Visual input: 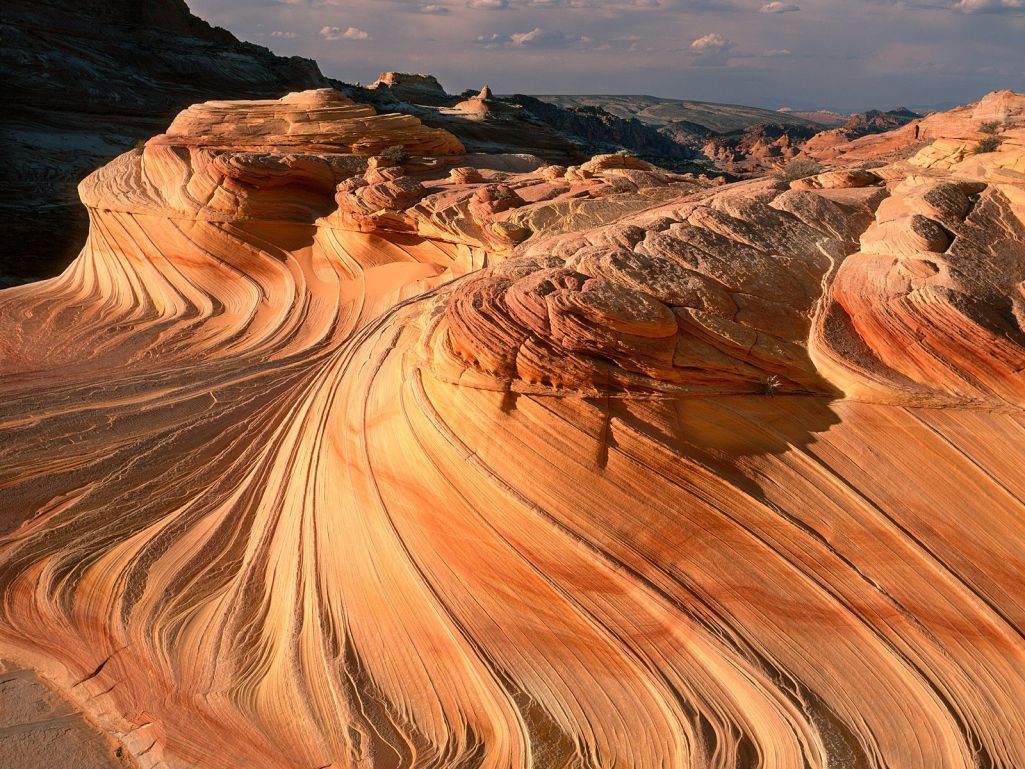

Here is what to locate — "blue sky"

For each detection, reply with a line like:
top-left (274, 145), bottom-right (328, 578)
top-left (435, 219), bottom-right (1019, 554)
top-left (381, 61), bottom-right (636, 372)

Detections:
top-left (190, 0), bottom-right (1025, 111)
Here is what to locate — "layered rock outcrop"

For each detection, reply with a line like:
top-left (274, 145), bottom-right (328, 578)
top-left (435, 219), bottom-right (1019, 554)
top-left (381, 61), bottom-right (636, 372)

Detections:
top-left (802, 91), bottom-right (1025, 166)
top-left (813, 121), bottom-right (1025, 407)
top-left (0, 0), bottom-right (332, 282)
top-left (367, 71), bottom-right (453, 107)
top-left (799, 107), bottom-right (919, 157)
top-left (1, 89), bottom-right (1025, 769)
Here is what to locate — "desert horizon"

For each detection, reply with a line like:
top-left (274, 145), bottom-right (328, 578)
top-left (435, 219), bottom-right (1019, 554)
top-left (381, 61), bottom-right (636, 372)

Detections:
top-left (2, 1), bottom-right (1025, 768)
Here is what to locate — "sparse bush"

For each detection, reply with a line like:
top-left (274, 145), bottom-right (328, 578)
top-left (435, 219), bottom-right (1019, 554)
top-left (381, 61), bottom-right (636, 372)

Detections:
top-left (380, 144), bottom-right (409, 163)
top-left (773, 159), bottom-right (821, 183)
top-left (979, 121), bottom-right (1001, 135)
top-left (763, 374), bottom-right (781, 396)
top-left (613, 148), bottom-right (634, 157)
top-left (975, 136), bottom-right (1002, 154)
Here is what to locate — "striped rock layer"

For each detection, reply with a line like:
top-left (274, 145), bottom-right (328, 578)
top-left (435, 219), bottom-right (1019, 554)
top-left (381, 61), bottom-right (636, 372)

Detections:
top-left (1, 90), bottom-right (1025, 769)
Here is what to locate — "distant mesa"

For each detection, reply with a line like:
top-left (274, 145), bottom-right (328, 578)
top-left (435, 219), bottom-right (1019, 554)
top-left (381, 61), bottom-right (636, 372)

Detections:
top-left (368, 71), bottom-right (453, 106)
top-left (778, 107), bottom-right (850, 126)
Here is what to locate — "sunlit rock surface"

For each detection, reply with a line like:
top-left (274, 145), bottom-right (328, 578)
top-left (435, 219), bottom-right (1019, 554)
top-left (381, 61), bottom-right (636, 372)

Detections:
top-left (1, 90), bottom-right (1025, 769)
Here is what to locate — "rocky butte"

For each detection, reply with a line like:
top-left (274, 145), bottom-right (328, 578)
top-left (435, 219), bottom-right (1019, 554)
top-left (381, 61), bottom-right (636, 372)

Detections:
top-left (1, 87), bottom-right (1024, 769)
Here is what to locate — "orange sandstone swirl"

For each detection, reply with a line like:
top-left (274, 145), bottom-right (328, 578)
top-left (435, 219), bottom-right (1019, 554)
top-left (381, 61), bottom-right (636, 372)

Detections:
top-left (1, 90), bottom-right (1025, 769)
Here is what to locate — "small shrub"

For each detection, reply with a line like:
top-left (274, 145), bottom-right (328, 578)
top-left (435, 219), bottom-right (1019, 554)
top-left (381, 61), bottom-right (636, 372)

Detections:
top-left (975, 136), bottom-right (1002, 154)
top-left (763, 375), bottom-right (781, 396)
top-left (380, 144), bottom-right (409, 163)
top-left (773, 159), bottom-right (821, 183)
top-left (613, 148), bottom-right (634, 157)
top-left (979, 121), bottom-right (1001, 135)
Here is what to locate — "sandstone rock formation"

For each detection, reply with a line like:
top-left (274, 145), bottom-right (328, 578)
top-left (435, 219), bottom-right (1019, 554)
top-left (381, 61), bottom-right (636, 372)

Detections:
top-left (5, 0), bottom-right (725, 286)
top-left (367, 71), bottom-right (454, 107)
top-left (1, 89), bottom-right (1025, 769)
top-left (802, 92), bottom-right (1025, 166)
top-left (1, 0), bottom-right (332, 282)
top-left (695, 109), bottom-right (917, 178)
top-left (453, 85), bottom-right (500, 118)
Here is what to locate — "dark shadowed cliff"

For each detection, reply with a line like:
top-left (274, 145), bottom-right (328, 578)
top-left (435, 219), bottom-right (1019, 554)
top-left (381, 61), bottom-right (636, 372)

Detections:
top-left (0, 0), bottom-right (329, 281)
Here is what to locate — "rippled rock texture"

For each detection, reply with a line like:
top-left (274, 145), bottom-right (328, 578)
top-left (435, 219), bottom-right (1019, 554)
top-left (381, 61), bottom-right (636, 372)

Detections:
top-left (1, 89), bottom-right (1025, 769)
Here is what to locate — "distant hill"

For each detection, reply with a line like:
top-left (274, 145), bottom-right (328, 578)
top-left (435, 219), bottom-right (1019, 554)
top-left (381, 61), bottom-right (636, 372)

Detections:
top-left (836, 108), bottom-right (921, 140)
top-left (535, 95), bottom-right (823, 133)
top-left (778, 108), bottom-right (850, 126)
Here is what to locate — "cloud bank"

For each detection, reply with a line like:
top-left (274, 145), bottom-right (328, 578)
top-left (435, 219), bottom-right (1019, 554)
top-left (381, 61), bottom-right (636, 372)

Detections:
top-left (192, 0), bottom-right (1025, 111)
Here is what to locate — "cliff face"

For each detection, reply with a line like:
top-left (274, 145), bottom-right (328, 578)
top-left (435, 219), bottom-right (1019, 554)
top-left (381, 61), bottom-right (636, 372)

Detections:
top-left (0, 0), bottom-right (329, 282)
top-left (1, 89), bottom-right (1025, 769)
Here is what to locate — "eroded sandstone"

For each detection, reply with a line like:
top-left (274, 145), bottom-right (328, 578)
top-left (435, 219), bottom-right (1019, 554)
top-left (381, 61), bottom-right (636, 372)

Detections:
top-left (1, 89), bottom-right (1024, 769)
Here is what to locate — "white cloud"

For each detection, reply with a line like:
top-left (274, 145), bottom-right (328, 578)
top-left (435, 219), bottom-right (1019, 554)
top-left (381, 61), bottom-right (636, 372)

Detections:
top-left (764, 48), bottom-right (793, 56)
top-left (689, 32), bottom-right (736, 65)
top-left (319, 25), bottom-right (371, 40)
top-left (420, 3), bottom-right (450, 12)
top-left (511, 27), bottom-right (567, 45)
top-left (270, 30), bottom-right (298, 38)
top-left (761, 1), bottom-right (800, 11)
top-left (951, 0), bottom-right (1024, 12)
top-left (476, 26), bottom-right (586, 48)
top-left (690, 32), bottom-right (733, 52)
top-left (467, 0), bottom-right (509, 8)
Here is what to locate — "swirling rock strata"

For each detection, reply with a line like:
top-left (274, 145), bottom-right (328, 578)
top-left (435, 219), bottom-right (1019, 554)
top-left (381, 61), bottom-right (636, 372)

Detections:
top-left (1, 90), bottom-right (1025, 769)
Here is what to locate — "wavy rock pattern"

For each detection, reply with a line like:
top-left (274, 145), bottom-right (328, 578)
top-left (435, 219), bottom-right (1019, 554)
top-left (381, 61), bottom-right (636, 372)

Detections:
top-left (1, 90), bottom-right (1025, 769)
